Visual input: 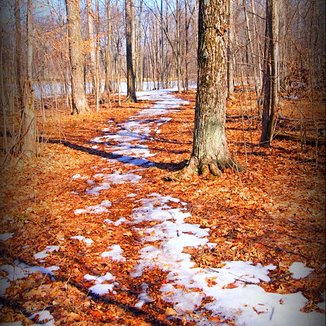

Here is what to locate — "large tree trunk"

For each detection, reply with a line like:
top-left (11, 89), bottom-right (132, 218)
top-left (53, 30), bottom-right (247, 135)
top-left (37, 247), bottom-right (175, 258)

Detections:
top-left (184, 0), bottom-right (240, 177)
top-left (260, 0), bottom-right (278, 146)
top-left (125, 0), bottom-right (137, 102)
top-left (21, 0), bottom-right (37, 157)
top-left (65, 0), bottom-right (90, 114)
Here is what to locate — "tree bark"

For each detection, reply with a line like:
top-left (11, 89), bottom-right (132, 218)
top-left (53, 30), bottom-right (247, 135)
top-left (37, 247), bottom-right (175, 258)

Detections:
top-left (86, 0), bottom-right (96, 94)
top-left (125, 0), bottom-right (137, 102)
top-left (15, 0), bottom-right (23, 113)
top-left (243, 0), bottom-right (262, 97)
top-left (65, 0), bottom-right (90, 114)
top-left (136, 0), bottom-right (143, 91)
top-left (226, 0), bottom-right (234, 98)
top-left (260, 0), bottom-right (278, 146)
top-left (175, 0), bottom-right (182, 92)
top-left (103, 0), bottom-right (111, 100)
top-left (184, 0), bottom-right (240, 177)
top-left (21, 0), bottom-right (37, 157)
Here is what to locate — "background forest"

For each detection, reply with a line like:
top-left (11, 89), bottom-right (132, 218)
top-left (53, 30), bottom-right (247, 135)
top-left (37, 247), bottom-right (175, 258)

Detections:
top-left (0, 0), bottom-right (325, 157)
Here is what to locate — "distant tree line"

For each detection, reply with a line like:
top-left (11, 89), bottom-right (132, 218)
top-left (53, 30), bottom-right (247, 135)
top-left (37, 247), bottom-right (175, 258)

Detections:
top-left (0, 0), bottom-right (324, 167)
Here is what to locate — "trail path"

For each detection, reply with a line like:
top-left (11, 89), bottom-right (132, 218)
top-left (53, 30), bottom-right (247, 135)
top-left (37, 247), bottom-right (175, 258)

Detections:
top-left (1, 89), bottom-right (325, 325)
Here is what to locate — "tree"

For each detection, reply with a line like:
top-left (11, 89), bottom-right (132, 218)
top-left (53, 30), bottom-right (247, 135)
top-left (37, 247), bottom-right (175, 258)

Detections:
top-left (184, 0), bottom-right (240, 176)
top-left (260, 0), bottom-right (278, 146)
top-left (86, 0), bottom-right (96, 94)
top-left (65, 0), bottom-right (90, 114)
top-left (103, 0), bottom-right (112, 100)
top-left (21, 0), bottom-right (37, 157)
top-left (125, 0), bottom-right (137, 102)
top-left (226, 0), bottom-right (234, 98)
top-left (15, 0), bottom-right (23, 113)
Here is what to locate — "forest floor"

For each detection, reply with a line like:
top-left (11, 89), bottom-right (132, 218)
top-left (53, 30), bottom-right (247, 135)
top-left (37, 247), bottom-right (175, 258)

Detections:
top-left (0, 89), bottom-right (325, 325)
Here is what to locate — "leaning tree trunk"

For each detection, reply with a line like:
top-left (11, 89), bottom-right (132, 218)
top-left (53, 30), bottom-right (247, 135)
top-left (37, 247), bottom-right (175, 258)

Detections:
top-left (65, 0), bottom-right (90, 114)
top-left (185, 0), bottom-right (240, 177)
top-left (125, 0), bottom-right (137, 102)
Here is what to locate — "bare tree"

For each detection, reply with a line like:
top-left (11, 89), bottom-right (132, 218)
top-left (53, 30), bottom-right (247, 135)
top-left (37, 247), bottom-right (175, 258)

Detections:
top-left (184, 0), bottom-right (240, 176)
top-left (226, 0), bottom-right (234, 98)
top-left (21, 0), bottom-right (37, 157)
top-left (103, 0), bottom-right (112, 100)
top-left (86, 0), bottom-right (96, 94)
top-left (125, 0), bottom-right (137, 102)
top-left (65, 0), bottom-right (90, 114)
top-left (260, 0), bottom-right (278, 146)
top-left (15, 0), bottom-right (23, 113)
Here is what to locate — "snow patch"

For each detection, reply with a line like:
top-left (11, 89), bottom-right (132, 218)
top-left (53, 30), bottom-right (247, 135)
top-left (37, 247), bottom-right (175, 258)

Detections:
top-left (0, 233), bottom-right (14, 241)
top-left (93, 171), bottom-right (142, 184)
top-left (74, 200), bottom-right (111, 215)
top-left (101, 245), bottom-right (126, 262)
top-left (34, 245), bottom-right (59, 261)
top-left (84, 272), bottom-right (118, 295)
top-left (0, 261), bottom-right (59, 296)
top-left (72, 173), bottom-right (81, 179)
top-left (71, 235), bottom-right (94, 246)
top-left (135, 283), bottom-right (154, 308)
top-left (289, 262), bottom-right (313, 279)
top-left (130, 191), bottom-right (324, 325)
top-left (30, 310), bottom-right (55, 326)
top-left (85, 182), bottom-right (111, 195)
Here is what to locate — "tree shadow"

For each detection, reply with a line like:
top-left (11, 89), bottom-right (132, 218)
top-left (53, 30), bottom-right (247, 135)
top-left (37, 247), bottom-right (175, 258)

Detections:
top-left (43, 138), bottom-right (187, 172)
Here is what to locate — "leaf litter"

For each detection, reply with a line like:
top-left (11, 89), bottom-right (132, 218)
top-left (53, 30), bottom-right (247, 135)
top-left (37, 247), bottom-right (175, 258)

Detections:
top-left (0, 89), bottom-right (325, 325)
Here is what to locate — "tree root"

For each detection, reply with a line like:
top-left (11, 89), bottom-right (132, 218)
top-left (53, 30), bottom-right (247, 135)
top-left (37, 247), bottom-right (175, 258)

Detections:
top-left (175, 155), bottom-right (244, 179)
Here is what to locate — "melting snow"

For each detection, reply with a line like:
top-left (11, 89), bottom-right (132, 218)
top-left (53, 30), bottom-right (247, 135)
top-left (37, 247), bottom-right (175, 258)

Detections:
top-left (101, 244), bottom-right (126, 262)
top-left (289, 262), bottom-right (314, 279)
top-left (89, 90), bottom-right (188, 169)
top-left (71, 235), bottom-right (94, 246)
top-left (30, 310), bottom-right (55, 326)
top-left (84, 271), bottom-right (115, 283)
top-left (135, 283), bottom-right (154, 308)
top-left (72, 173), bottom-right (81, 179)
top-left (85, 182), bottom-right (111, 195)
top-left (0, 233), bottom-right (14, 241)
top-left (74, 200), bottom-right (111, 215)
top-left (95, 171), bottom-right (141, 184)
top-left (84, 272), bottom-right (118, 295)
top-left (34, 245), bottom-right (59, 260)
top-left (0, 260), bottom-right (59, 295)
top-left (130, 191), bottom-right (325, 325)
top-left (104, 217), bottom-right (128, 226)
top-left (71, 89), bottom-right (324, 324)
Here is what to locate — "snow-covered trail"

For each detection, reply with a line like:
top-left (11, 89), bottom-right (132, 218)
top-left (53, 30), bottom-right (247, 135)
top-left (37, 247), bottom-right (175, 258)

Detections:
top-left (70, 89), bottom-right (326, 325)
top-left (1, 89), bottom-right (325, 325)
